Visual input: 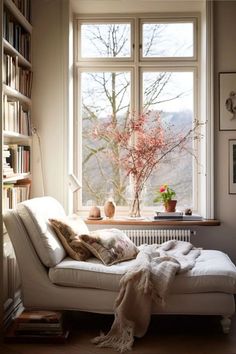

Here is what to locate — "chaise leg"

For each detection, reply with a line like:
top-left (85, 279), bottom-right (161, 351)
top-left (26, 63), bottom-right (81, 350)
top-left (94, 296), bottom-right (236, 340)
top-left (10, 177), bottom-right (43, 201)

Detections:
top-left (221, 316), bottom-right (231, 334)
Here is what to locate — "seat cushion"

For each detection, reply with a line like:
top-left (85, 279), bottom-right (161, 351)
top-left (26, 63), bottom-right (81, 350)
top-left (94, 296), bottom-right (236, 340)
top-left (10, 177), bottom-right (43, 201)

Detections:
top-left (17, 196), bottom-right (67, 267)
top-left (49, 250), bottom-right (236, 294)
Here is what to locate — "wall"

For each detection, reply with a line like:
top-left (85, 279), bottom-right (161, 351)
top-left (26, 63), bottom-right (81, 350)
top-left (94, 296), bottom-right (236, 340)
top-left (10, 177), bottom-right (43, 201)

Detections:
top-left (31, 0), bottom-right (69, 207)
top-left (212, 0), bottom-right (236, 259)
top-left (70, 0), bottom-right (204, 13)
top-left (31, 0), bottom-right (236, 262)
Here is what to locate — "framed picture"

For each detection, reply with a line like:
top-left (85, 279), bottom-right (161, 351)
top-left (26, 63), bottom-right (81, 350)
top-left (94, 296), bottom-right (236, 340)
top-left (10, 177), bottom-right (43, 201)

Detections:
top-left (229, 139), bottom-right (236, 194)
top-left (219, 72), bottom-right (236, 131)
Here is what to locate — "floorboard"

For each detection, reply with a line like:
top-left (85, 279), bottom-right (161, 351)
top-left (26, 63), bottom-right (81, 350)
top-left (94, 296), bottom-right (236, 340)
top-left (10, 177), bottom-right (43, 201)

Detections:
top-left (1, 311), bottom-right (236, 354)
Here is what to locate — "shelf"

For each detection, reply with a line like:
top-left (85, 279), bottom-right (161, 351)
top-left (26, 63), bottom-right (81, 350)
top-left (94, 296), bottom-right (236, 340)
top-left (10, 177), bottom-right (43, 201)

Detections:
top-left (4, 0), bottom-right (32, 34)
top-left (4, 131), bottom-right (32, 140)
top-left (3, 39), bottom-right (31, 68)
top-left (3, 173), bottom-right (31, 183)
top-left (85, 218), bottom-right (221, 226)
top-left (3, 84), bottom-right (31, 105)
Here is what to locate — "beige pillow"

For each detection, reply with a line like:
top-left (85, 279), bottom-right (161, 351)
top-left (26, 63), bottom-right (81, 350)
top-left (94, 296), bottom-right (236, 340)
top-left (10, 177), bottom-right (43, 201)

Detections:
top-left (49, 216), bottom-right (92, 261)
top-left (79, 228), bottom-right (138, 266)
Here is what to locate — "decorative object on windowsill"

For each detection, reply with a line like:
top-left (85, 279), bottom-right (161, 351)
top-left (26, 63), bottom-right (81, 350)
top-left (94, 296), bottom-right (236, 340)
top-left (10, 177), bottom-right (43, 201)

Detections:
top-left (185, 208), bottom-right (192, 215)
top-left (104, 199), bottom-right (116, 219)
top-left (165, 199), bottom-right (177, 212)
top-left (88, 206), bottom-right (102, 220)
top-left (91, 111), bottom-right (202, 218)
top-left (104, 189), bottom-right (116, 219)
top-left (125, 183), bottom-right (146, 219)
top-left (153, 184), bottom-right (177, 212)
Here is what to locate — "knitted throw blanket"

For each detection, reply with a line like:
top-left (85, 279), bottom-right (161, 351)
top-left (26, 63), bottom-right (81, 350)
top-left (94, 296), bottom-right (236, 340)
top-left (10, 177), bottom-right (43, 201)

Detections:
top-left (92, 240), bottom-right (201, 352)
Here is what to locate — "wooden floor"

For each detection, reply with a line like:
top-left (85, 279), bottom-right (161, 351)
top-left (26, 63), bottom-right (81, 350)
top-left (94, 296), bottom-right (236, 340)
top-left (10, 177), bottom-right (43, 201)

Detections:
top-left (1, 311), bottom-right (236, 354)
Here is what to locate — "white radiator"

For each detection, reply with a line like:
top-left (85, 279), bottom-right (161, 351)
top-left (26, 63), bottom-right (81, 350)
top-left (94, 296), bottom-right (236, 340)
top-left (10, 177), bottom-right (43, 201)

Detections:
top-left (124, 229), bottom-right (194, 246)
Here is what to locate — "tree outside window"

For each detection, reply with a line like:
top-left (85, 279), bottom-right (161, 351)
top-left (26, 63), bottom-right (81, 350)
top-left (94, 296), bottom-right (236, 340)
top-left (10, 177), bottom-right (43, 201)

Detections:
top-left (77, 19), bottom-right (197, 211)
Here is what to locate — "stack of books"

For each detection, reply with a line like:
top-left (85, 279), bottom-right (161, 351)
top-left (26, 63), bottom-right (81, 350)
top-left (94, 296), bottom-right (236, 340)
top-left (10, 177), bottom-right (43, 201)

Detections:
top-left (6, 310), bottom-right (69, 341)
top-left (3, 144), bottom-right (14, 178)
top-left (154, 212), bottom-right (202, 221)
top-left (154, 212), bottom-right (184, 220)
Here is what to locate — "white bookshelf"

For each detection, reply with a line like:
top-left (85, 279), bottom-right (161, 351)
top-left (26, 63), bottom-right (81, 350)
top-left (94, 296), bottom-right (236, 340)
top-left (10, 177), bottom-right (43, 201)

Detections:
top-left (3, 84), bottom-right (32, 105)
top-left (2, 0), bottom-right (32, 327)
top-left (4, 0), bottom-right (32, 33)
top-left (3, 39), bottom-right (31, 68)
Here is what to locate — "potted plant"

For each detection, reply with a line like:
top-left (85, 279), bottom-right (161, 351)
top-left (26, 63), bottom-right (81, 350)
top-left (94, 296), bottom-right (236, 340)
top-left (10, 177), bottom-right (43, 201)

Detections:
top-left (153, 184), bottom-right (177, 212)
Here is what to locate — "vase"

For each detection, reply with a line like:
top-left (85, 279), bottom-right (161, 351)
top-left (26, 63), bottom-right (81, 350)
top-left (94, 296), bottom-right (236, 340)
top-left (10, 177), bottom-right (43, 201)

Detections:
top-left (104, 200), bottom-right (116, 219)
top-left (126, 182), bottom-right (146, 218)
top-left (129, 192), bottom-right (142, 218)
top-left (164, 200), bottom-right (177, 212)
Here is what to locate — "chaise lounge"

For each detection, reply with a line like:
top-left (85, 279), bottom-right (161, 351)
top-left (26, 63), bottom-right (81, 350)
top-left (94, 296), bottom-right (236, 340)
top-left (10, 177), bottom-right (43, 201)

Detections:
top-left (3, 196), bottom-right (236, 334)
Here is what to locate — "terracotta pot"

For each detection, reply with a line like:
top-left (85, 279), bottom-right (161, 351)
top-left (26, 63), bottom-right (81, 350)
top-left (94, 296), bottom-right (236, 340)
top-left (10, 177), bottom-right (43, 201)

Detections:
top-left (164, 200), bottom-right (177, 212)
top-left (104, 200), bottom-right (116, 219)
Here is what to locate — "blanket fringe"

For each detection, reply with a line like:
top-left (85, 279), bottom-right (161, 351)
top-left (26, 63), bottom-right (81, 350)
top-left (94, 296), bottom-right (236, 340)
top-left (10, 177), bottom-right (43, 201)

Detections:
top-left (91, 242), bottom-right (200, 352)
top-left (91, 326), bottom-right (134, 353)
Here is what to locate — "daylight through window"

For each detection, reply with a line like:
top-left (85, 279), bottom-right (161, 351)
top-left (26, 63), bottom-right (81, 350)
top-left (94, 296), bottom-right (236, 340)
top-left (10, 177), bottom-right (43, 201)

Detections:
top-left (75, 16), bottom-right (199, 212)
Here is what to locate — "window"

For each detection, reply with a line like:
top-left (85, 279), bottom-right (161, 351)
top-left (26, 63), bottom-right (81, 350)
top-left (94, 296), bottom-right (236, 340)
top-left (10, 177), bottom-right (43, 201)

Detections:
top-left (75, 16), bottom-right (199, 212)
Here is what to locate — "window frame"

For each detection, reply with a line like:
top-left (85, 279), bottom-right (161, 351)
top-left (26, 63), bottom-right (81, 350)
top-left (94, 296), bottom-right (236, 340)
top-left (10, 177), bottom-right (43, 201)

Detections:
top-left (74, 13), bottom-right (201, 215)
top-left (139, 17), bottom-right (197, 61)
top-left (77, 18), bottom-right (135, 62)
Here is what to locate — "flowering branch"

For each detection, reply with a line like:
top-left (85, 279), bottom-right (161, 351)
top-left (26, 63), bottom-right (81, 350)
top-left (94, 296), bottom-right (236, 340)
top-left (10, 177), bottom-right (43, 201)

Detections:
top-left (91, 111), bottom-right (201, 216)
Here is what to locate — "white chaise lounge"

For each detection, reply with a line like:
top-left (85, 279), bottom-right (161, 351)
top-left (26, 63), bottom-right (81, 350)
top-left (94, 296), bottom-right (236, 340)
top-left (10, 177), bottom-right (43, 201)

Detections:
top-left (3, 196), bottom-right (236, 334)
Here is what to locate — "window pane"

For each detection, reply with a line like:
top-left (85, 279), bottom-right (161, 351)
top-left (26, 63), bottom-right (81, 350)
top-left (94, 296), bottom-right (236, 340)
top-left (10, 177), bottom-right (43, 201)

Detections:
top-left (81, 71), bottom-right (131, 206)
top-left (142, 22), bottom-right (193, 57)
top-left (142, 71), bottom-right (194, 209)
top-left (80, 23), bottom-right (131, 58)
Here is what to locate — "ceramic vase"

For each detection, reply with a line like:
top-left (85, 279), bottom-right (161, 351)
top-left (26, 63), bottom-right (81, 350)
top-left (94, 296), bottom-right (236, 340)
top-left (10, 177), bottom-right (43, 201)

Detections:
top-left (104, 200), bottom-right (116, 219)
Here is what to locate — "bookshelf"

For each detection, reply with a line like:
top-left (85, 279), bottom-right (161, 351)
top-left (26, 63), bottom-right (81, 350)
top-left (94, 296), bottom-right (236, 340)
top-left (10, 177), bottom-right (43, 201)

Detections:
top-left (1, 0), bottom-right (32, 328)
top-left (2, 0), bottom-right (32, 209)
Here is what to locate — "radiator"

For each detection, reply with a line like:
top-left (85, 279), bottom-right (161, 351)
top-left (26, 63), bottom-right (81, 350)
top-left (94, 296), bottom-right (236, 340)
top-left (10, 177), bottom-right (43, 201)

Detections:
top-left (124, 229), bottom-right (194, 246)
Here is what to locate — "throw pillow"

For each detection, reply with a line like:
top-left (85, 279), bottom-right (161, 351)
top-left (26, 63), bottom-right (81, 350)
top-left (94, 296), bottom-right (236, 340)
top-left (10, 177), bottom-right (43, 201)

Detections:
top-left (79, 228), bottom-right (139, 265)
top-left (49, 215), bottom-right (92, 261)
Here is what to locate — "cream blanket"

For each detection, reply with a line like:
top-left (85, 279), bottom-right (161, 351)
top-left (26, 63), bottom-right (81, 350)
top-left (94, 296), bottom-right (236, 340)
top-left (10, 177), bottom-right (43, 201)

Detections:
top-left (92, 240), bottom-right (201, 352)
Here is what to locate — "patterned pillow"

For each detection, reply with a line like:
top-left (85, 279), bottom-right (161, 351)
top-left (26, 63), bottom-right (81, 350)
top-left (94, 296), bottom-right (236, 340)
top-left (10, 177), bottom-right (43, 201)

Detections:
top-left (48, 216), bottom-right (92, 261)
top-left (79, 228), bottom-right (139, 265)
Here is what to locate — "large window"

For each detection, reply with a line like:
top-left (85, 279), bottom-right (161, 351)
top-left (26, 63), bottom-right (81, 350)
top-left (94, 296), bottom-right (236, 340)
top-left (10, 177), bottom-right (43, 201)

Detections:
top-left (75, 16), bottom-right (199, 212)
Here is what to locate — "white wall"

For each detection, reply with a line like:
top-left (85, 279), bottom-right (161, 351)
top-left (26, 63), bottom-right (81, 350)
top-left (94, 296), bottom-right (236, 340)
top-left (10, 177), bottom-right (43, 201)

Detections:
top-left (31, 0), bottom-right (69, 207)
top-left (70, 0), bottom-right (204, 14)
top-left (31, 0), bottom-right (236, 262)
top-left (212, 0), bottom-right (236, 259)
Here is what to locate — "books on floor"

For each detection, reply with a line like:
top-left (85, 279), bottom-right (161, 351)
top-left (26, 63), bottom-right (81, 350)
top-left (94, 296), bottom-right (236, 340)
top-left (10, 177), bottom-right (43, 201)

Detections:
top-left (14, 310), bottom-right (65, 336)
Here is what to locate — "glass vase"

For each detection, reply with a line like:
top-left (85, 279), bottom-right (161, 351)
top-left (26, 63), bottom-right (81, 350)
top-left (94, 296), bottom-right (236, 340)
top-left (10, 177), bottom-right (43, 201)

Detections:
top-left (126, 185), bottom-right (146, 218)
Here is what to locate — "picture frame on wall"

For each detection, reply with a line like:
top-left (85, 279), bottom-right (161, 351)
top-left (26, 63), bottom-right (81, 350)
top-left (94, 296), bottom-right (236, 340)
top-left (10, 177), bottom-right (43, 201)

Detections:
top-left (219, 72), bottom-right (236, 131)
top-left (229, 139), bottom-right (236, 194)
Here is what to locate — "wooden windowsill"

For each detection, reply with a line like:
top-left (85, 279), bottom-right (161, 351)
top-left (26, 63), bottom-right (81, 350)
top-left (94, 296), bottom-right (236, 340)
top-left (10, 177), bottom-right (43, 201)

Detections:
top-left (85, 218), bottom-right (220, 226)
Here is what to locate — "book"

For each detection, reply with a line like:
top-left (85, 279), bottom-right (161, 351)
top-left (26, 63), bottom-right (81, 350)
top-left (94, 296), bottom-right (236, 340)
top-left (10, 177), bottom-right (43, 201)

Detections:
top-left (182, 214), bottom-right (202, 221)
top-left (15, 329), bottom-right (64, 336)
top-left (154, 212), bottom-right (184, 220)
top-left (154, 215), bottom-right (183, 220)
top-left (153, 214), bottom-right (202, 221)
top-left (15, 310), bottom-right (63, 324)
top-left (155, 211), bottom-right (184, 217)
top-left (6, 310), bottom-right (70, 341)
top-left (17, 322), bottom-right (62, 330)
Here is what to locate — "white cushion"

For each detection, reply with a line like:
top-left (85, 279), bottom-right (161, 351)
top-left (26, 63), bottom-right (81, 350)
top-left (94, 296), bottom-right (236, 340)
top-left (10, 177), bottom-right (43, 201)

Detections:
top-left (48, 250), bottom-right (236, 294)
top-left (17, 196), bottom-right (67, 267)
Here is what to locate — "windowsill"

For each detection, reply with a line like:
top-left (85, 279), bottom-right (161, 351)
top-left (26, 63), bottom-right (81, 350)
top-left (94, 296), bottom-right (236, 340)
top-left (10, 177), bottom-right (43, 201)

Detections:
top-left (85, 217), bottom-right (220, 226)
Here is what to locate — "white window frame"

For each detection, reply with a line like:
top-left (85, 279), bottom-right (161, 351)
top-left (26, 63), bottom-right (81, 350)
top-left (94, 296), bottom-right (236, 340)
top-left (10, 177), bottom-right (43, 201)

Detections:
top-left (73, 13), bottom-right (202, 216)
top-left (77, 19), bottom-right (135, 62)
top-left (139, 17), bottom-right (197, 61)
